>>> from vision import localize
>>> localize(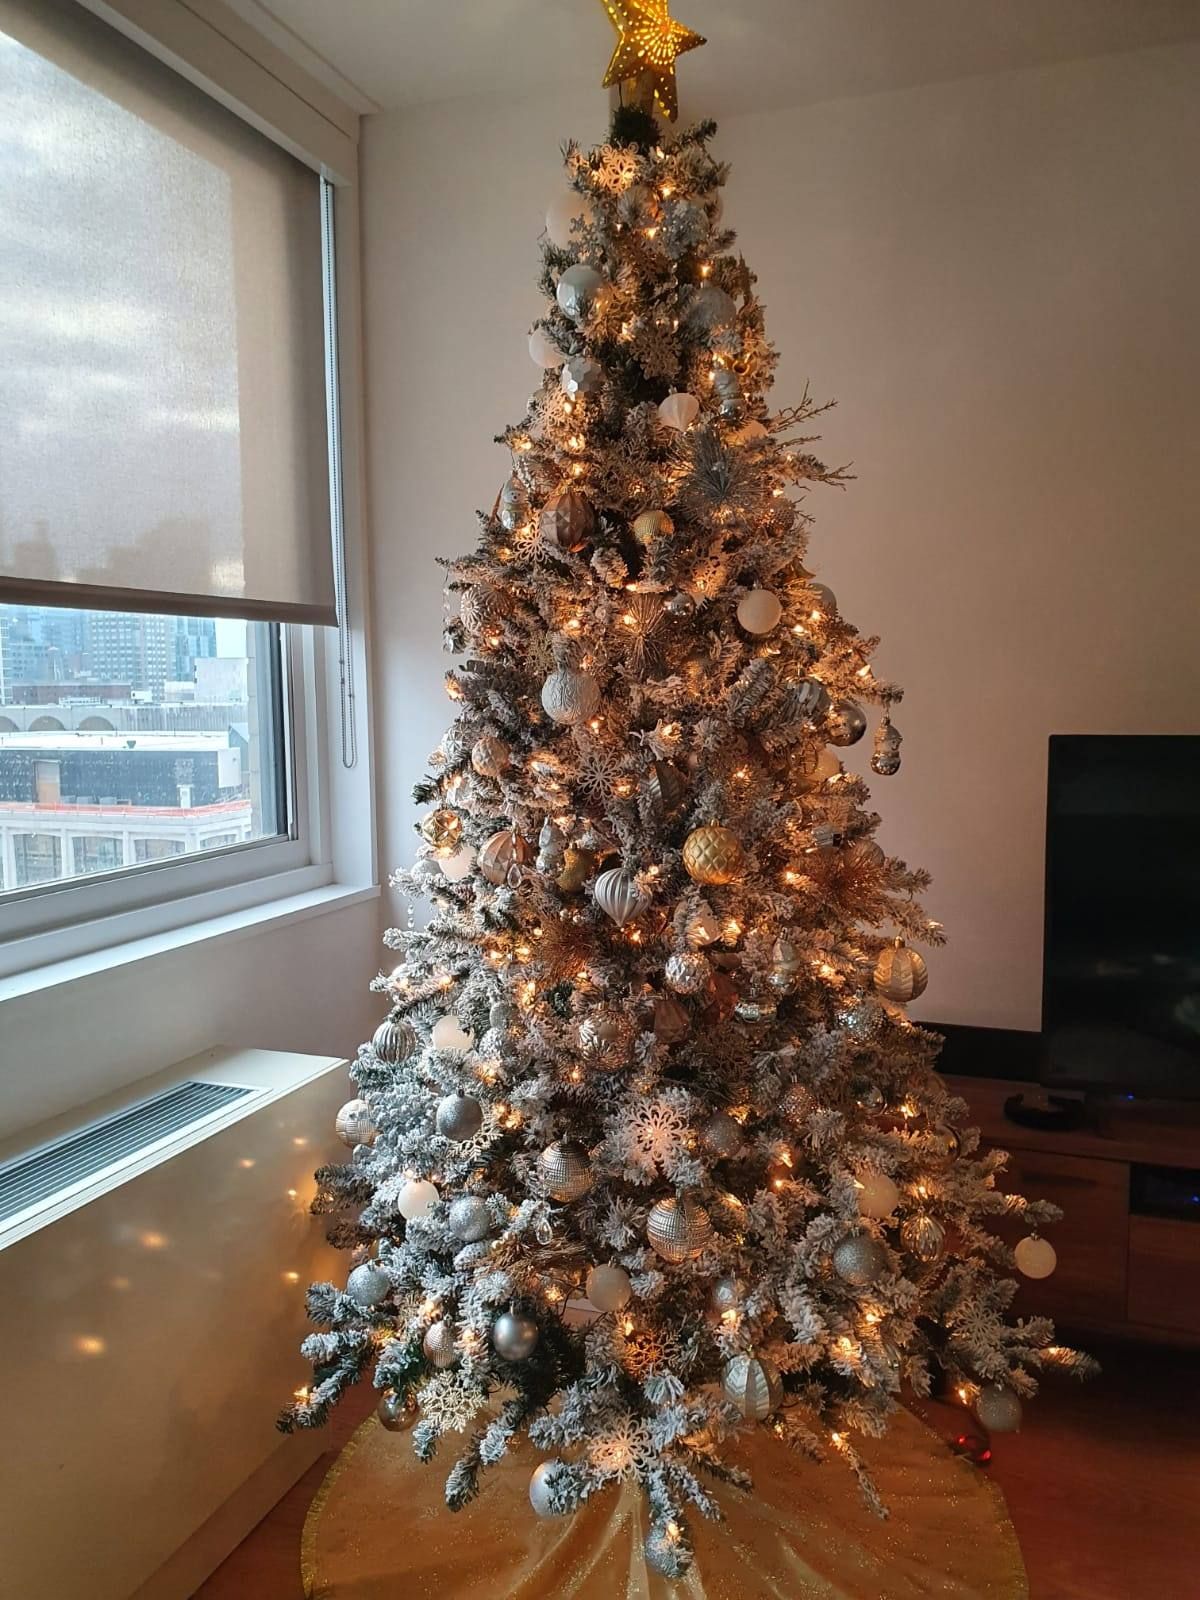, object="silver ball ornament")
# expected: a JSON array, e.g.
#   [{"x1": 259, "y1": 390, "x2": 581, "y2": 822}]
[
  {"x1": 644, "y1": 1522, "x2": 689, "y2": 1579},
  {"x1": 435, "y1": 1093, "x2": 484, "y2": 1142},
  {"x1": 372, "y1": 1017, "x2": 417, "y2": 1063},
  {"x1": 423, "y1": 1320, "x2": 457, "y2": 1369},
  {"x1": 901, "y1": 1212, "x2": 946, "y2": 1263},
  {"x1": 826, "y1": 700, "x2": 868, "y2": 747},
  {"x1": 832, "y1": 1234, "x2": 889, "y2": 1286},
  {"x1": 346, "y1": 1263, "x2": 390, "y2": 1307},
  {"x1": 529, "y1": 1459, "x2": 570, "y2": 1518},
  {"x1": 709, "y1": 1275, "x2": 744, "y2": 1316},
  {"x1": 448, "y1": 1195, "x2": 492, "y2": 1243},
  {"x1": 377, "y1": 1390, "x2": 418, "y2": 1432},
  {"x1": 722, "y1": 1353, "x2": 783, "y2": 1419},
  {"x1": 560, "y1": 355, "x2": 602, "y2": 396},
  {"x1": 665, "y1": 950, "x2": 709, "y2": 994},
  {"x1": 539, "y1": 1141, "x2": 593, "y2": 1203},
  {"x1": 492, "y1": 1310, "x2": 539, "y2": 1362},
  {"x1": 555, "y1": 263, "x2": 606, "y2": 321},
  {"x1": 976, "y1": 1384, "x2": 1023, "y2": 1433},
  {"x1": 702, "y1": 1111, "x2": 744, "y2": 1158},
  {"x1": 647, "y1": 1195, "x2": 713, "y2": 1263}
]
